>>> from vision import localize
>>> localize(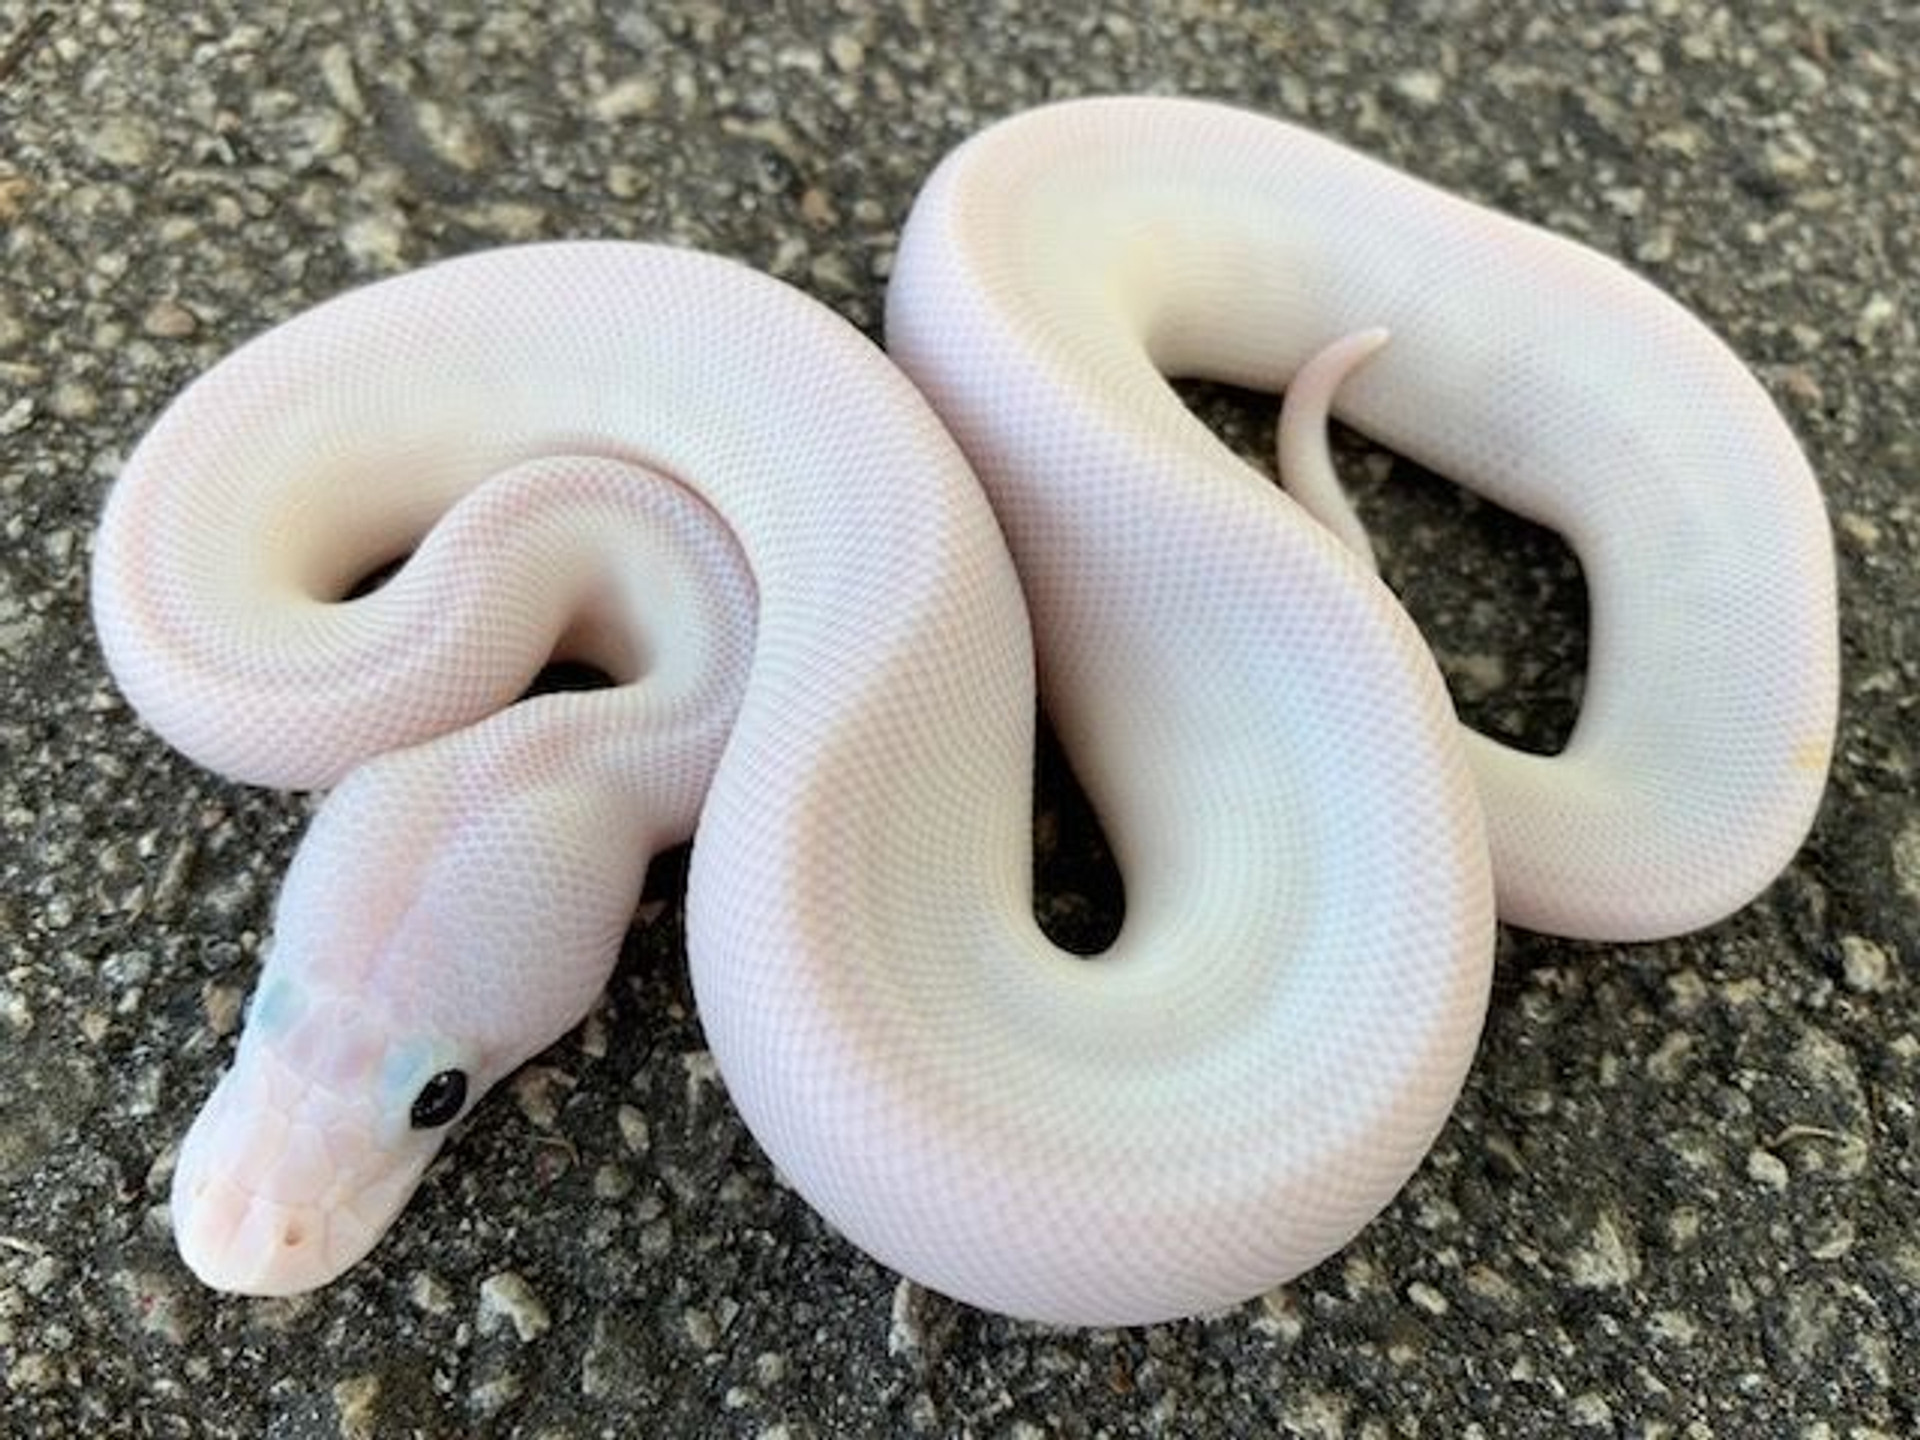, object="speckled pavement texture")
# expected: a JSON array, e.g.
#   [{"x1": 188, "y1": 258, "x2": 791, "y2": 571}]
[{"x1": 1, "y1": 2, "x2": 1915, "y2": 1435}]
